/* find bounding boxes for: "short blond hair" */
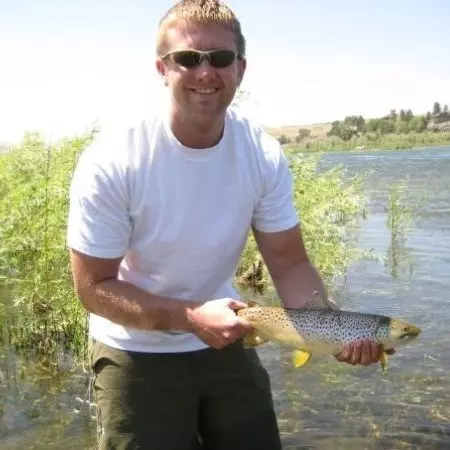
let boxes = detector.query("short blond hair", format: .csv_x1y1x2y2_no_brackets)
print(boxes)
156,0,246,57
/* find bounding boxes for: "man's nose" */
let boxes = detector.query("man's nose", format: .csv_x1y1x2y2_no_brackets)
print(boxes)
194,59,216,81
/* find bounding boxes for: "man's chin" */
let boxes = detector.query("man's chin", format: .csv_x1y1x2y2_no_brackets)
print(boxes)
188,105,227,120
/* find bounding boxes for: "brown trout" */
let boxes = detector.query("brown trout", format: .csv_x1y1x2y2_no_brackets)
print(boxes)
237,294,421,371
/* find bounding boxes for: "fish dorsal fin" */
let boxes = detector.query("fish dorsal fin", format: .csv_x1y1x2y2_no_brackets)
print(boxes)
304,291,338,310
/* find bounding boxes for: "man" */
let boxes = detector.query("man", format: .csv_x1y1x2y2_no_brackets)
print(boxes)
67,1,384,449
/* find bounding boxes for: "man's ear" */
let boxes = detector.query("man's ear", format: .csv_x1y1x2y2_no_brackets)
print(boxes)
237,57,247,86
156,58,168,86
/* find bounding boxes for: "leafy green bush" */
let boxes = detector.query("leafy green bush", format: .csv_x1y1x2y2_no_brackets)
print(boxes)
0,132,95,361
237,153,367,288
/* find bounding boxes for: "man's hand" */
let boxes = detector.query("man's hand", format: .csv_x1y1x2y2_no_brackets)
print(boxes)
186,298,253,349
335,340,396,366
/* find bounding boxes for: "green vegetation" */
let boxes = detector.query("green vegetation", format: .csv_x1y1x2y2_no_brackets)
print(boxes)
326,102,449,141
1,132,368,364
237,153,368,290
0,131,95,366
386,182,415,244
280,101,450,152
286,131,450,153
384,181,423,279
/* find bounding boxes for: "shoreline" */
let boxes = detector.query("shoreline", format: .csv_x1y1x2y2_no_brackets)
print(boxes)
285,141,450,155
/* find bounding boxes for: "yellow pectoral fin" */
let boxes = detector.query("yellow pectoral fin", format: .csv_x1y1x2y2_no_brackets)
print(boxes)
379,349,388,372
292,350,312,368
243,331,267,348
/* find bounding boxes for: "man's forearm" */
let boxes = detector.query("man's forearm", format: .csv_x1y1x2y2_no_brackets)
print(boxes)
273,261,328,308
77,279,197,332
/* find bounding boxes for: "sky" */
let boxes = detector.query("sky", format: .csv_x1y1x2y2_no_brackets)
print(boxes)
1,0,450,144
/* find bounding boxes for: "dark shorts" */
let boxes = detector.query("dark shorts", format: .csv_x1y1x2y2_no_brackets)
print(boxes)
89,339,282,450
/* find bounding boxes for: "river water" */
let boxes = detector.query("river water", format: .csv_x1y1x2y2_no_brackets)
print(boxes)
1,146,450,449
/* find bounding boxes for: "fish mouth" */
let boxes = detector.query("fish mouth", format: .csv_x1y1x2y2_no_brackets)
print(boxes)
402,324,422,338
388,318,422,340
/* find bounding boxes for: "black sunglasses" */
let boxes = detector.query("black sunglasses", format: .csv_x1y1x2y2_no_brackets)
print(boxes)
162,49,240,69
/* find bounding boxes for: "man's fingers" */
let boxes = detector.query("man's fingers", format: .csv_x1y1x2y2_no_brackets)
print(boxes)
336,341,390,366
359,342,372,365
335,347,350,362
359,342,379,365
350,341,362,365
369,342,381,363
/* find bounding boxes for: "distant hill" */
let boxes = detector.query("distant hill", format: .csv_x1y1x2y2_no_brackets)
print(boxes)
265,122,332,141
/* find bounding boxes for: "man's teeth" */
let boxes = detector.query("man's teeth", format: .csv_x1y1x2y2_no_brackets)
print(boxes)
193,88,217,94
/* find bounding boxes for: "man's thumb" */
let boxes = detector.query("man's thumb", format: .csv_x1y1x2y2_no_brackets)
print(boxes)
227,299,248,311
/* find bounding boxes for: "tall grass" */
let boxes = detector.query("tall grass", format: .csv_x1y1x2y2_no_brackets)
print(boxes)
0,132,95,364
384,181,422,279
386,181,415,243
0,133,367,364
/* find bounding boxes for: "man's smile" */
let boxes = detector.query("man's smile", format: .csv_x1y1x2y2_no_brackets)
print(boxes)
188,87,220,95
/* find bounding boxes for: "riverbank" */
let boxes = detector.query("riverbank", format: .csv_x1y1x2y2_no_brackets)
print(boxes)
283,131,450,154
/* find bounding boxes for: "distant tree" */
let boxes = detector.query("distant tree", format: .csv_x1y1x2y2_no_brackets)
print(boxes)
328,116,365,141
339,127,355,141
295,128,311,143
390,109,398,121
366,119,380,133
409,116,427,133
395,121,410,134
342,115,365,132
378,119,395,134
441,104,450,122
356,115,365,131
405,109,414,122
399,109,406,122
328,121,341,137
433,102,441,115
277,135,290,145
426,111,432,122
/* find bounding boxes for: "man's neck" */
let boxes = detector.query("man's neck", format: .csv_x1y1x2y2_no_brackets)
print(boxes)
170,111,226,149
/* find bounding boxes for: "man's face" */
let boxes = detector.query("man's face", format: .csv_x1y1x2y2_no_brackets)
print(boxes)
157,23,246,125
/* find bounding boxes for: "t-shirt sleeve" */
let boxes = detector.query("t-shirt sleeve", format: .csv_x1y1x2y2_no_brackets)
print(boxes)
67,137,132,259
251,134,300,233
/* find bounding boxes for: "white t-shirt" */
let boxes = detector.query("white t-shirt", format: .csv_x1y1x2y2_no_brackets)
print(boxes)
67,105,299,353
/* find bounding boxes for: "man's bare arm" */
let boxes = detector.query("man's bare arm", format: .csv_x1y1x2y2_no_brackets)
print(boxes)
70,249,195,331
70,249,252,348
253,225,327,308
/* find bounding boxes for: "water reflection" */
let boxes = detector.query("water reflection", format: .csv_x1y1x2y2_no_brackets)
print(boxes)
0,349,97,449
